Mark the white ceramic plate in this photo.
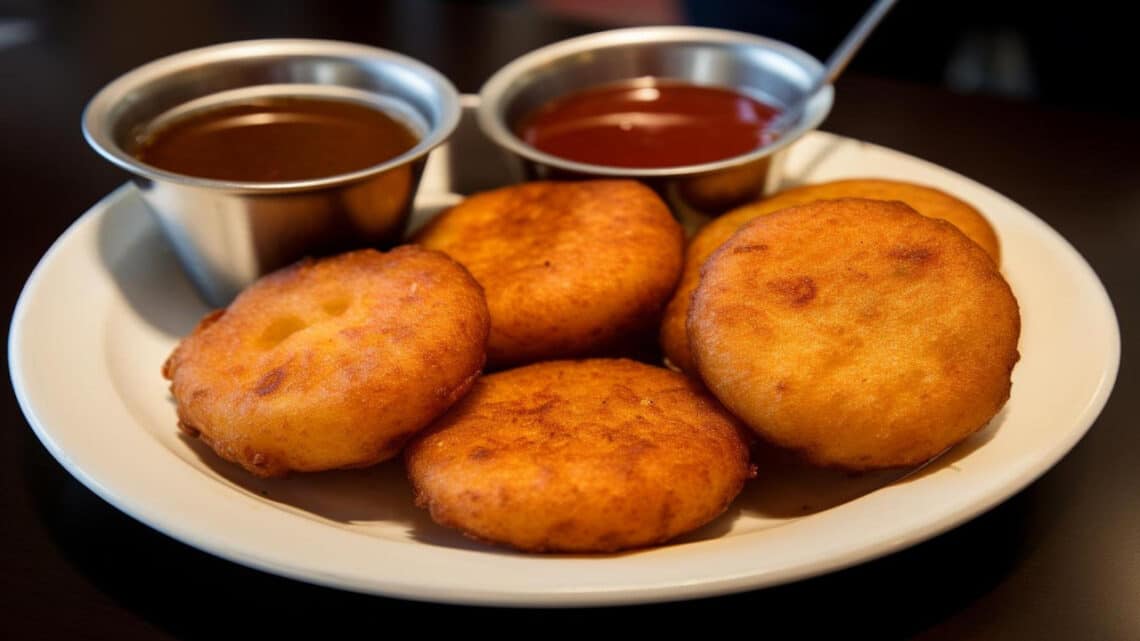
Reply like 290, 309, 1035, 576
10, 129, 1119, 607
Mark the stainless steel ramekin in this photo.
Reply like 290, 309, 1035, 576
84, 39, 461, 306
478, 27, 832, 222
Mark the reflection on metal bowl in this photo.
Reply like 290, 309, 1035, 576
83, 39, 460, 306
478, 26, 833, 223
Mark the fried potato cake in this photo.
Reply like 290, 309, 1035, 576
405, 359, 753, 553
688, 199, 1020, 471
163, 247, 490, 478
415, 180, 683, 368
661, 178, 1001, 373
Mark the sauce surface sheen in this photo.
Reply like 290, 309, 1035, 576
516, 81, 781, 169
135, 97, 419, 182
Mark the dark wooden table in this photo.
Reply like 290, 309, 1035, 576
2, 2, 1136, 638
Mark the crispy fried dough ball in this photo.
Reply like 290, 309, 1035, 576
661, 178, 1000, 373
688, 199, 1020, 470
415, 180, 683, 368
405, 359, 753, 552
163, 247, 490, 477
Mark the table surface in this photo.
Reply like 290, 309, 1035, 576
2, 2, 1137, 639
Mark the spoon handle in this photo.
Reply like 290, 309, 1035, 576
768, 0, 899, 137
823, 0, 900, 85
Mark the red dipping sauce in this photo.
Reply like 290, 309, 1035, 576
516, 80, 781, 169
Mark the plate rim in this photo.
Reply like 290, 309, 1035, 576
9, 134, 1121, 607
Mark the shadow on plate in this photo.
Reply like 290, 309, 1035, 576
899, 405, 1007, 483
96, 188, 209, 338
734, 407, 1008, 519
177, 428, 725, 557
735, 445, 907, 520
176, 431, 493, 552
177, 423, 741, 557
173, 404, 1009, 556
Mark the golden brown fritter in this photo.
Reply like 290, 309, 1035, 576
415, 181, 683, 368
163, 247, 490, 477
661, 178, 1001, 373
688, 199, 1020, 471
405, 359, 753, 553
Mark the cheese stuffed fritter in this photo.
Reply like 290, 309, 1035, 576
415, 180, 683, 368
163, 247, 490, 477
688, 199, 1020, 471
661, 178, 1001, 374
405, 359, 753, 553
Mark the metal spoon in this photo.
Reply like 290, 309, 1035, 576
769, 0, 900, 137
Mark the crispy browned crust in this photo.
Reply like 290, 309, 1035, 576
688, 198, 1020, 471
415, 180, 683, 368
661, 178, 1001, 374
404, 359, 754, 553
163, 247, 490, 477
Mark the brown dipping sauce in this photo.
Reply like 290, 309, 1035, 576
134, 97, 419, 182
516, 80, 781, 169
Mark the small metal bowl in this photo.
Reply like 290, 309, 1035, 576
478, 27, 832, 220
83, 39, 461, 306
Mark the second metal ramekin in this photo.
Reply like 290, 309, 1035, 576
478, 27, 832, 220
